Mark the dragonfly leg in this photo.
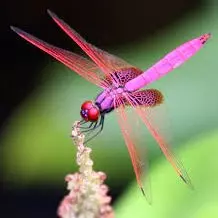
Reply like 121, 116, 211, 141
78, 119, 87, 125
79, 122, 95, 129
81, 121, 99, 133
84, 115, 105, 144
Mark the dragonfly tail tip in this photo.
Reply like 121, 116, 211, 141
201, 33, 212, 44
206, 32, 212, 40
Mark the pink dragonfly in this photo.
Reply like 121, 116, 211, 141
11, 10, 211, 201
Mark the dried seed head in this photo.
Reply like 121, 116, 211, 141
58, 121, 114, 218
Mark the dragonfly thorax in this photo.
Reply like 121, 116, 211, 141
80, 100, 100, 122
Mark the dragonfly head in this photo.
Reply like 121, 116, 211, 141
80, 100, 100, 122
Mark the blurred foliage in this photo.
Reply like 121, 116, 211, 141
115, 130, 218, 217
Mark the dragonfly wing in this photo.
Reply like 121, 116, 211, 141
125, 89, 164, 107
123, 92, 193, 188
114, 98, 152, 203
47, 10, 138, 81
111, 67, 143, 86
11, 26, 110, 88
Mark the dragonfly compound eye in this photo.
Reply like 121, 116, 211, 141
81, 100, 93, 110
87, 107, 100, 122
80, 100, 100, 122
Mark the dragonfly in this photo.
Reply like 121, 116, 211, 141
11, 10, 211, 201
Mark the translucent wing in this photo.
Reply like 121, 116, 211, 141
11, 26, 110, 88
114, 97, 152, 203
47, 10, 137, 83
110, 67, 143, 86
125, 89, 164, 107
123, 92, 193, 188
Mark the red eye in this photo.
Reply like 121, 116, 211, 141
81, 101, 93, 110
88, 107, 100, 122
80, 101, 100, 122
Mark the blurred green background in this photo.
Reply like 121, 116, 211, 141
1, 0, 218, 217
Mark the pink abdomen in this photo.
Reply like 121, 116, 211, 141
125, 33, 211, 92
